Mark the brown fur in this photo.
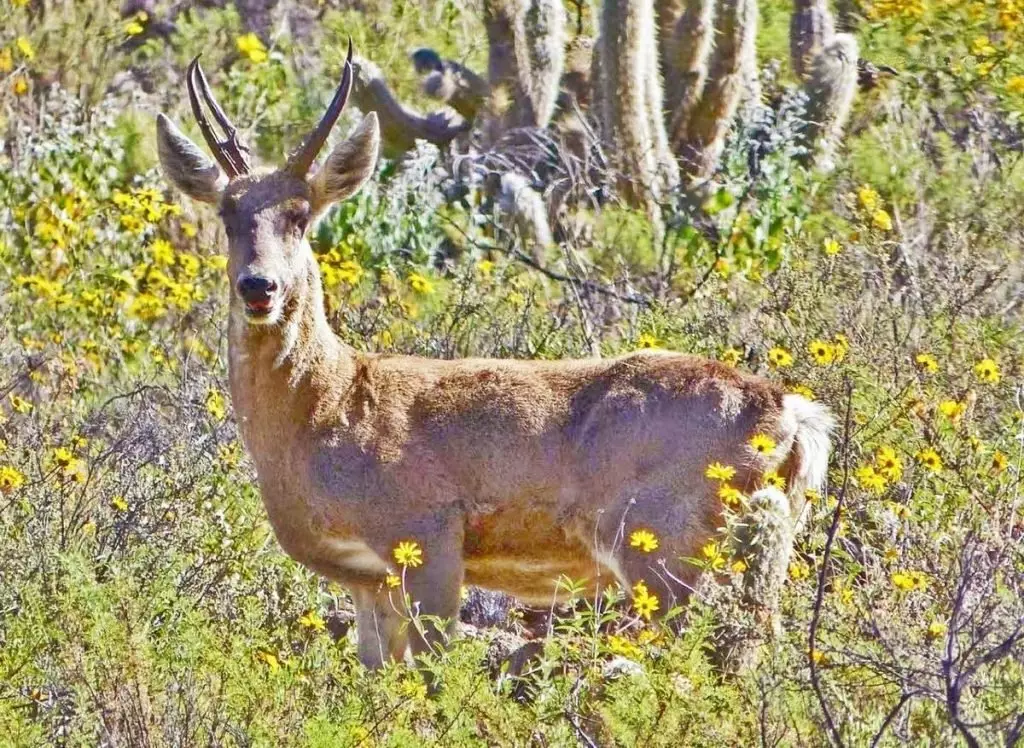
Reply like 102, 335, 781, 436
157, 102, 833, 669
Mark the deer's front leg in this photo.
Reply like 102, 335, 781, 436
352, 585, 409, 669
393, 519, 465, 663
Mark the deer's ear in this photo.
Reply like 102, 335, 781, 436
309, 113, 380, 211
156, 113, 226, 204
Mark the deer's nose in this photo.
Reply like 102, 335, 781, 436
236, 275, 278, 302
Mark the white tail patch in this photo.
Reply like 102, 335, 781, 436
781, 394, 835, 498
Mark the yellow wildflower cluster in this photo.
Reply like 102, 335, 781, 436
237, 33, 268, 64
891, 569, 928, 592
631, 580, 659, 620
606, 634, 643, 659
320, 250, 364, 289
706, 461, 745, 507
856, 446, 903, 495
864, 0, 925, 20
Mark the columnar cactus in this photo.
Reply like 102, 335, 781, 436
802, 33, 859, 170
790, 0, 837, 80
788, 0, 859, 170
596, 0, 678, 208
671, 0, 759, 180
482, 0, 565, 133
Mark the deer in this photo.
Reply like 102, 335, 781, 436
156, 42, 834, 671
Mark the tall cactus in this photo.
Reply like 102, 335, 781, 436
789, 0, 858, 170
675, 0, 759, 180
801, 33, 858, 170
657, 0, 716, 125
483, 0, 565, 134
596, 0, 678, 208
790, 0, 837, 80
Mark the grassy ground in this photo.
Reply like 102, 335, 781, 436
2, 0, 1024, 745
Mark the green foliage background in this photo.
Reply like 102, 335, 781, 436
2, 0, 1024, 745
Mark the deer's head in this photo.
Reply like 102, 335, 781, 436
156, 42, 379, 325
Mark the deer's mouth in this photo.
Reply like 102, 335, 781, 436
244, 299, 273, 316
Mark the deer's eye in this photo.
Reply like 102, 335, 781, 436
286, 206, 310, 233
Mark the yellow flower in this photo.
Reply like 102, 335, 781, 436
298, 611, 326, 632
705, 462, 737, 482
762, 470, 786, 491
52, 447, 76, 469
720, 348, 741, 366
629, 529, 659, 553
857, 185, 880, 211
635, 332, 661, 349
385, 574, 401, 588
701, 541, 726, 571
256, 649, 280, 672
9, 393, 32, 414
767, 346, 793, 368
856, 464, 887, 494
151, 238, 175, 266
926, 620, 948, 639
991, 451, 1008, 474
111, 495, 129, 512
12, 75, 29, 96
393, 540, 423, 568
891, 569, 928, 592
915, 448, 943, 473
1008, 75, 1024, 95
749, 433, 776, 456
236, 33, 268, 63
718, 484, 744, 506
808, 339, 835, 366
731, 559, 748, 574
938, 399, 965, 420
875, 446, 903, 482
631, 580, 660, 620
788, 559, 811, 580
823, 238, 841, 256
832, 334, 849, 362
125, 20, 145, 36
871, 209, 893, 232
915, 352, 938, 374
477, 259, 495, 276
606, 634, 642, 659
205, 389, 227, 421
970, 35, 996, 57
407, 272, 434, 295
791, 384, 815, 400
0, 465, 26, 493
15, 36, 35, 60
973, 358, 1000, 384
0, 48, 13, 73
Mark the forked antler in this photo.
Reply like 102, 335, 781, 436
286, 39, 354, 176
186, 56, 251, 177
186, 39, 356, 179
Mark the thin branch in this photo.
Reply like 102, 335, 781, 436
808, 377, 853, 748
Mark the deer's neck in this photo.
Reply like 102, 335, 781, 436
227, 255, 355, 449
